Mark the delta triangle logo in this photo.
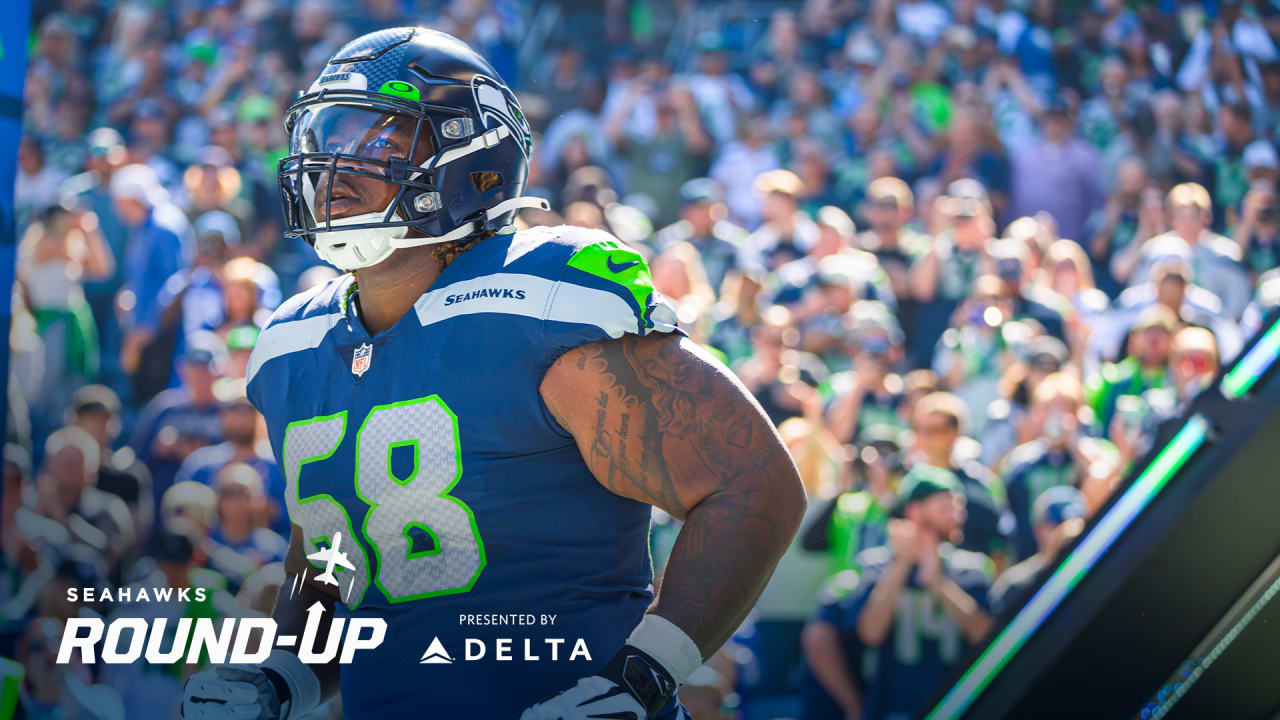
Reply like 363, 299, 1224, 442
420, 636, 453, 664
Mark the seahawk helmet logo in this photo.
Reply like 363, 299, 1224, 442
352, 343, 373, 377
471, 74, 531, 158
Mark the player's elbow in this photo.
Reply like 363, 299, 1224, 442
764, 454, 807, 545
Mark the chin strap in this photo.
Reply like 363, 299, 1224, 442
391, 195, 551, 248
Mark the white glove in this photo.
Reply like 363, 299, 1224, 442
519, 674, 650, 720
523, 616, 701, 720
181, 665, 285, 720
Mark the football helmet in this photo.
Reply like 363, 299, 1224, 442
278, 27, 548, 270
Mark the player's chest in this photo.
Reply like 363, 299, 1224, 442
269, 317, 560, 470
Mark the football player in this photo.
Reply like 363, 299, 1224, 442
180, 27, 805, 720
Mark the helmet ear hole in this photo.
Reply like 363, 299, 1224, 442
470, 172, 503, 193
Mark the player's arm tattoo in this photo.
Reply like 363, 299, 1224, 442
542, 333, 807, 657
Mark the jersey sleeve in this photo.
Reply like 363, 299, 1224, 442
245, 277, 346, 419
541, 229, 685, 361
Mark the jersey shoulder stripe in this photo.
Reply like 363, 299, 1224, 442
457, 225, 682, 340
246, 275, 347, 385
413, 271, 644, 340
521, 225, 681, 338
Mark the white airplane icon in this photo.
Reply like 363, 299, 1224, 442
307, 532, 355, 587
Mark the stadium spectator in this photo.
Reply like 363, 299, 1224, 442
14, 135, 69, 226
652, 178, 746, 293
1131, 182, 1251, 319
1235, 179, 1280, 280
1169, 325, 1221, 403
67, 384, 153, 545
1008, 100, 1104, 244
175, 383, 285, 535
110, 163, 193, 391
848, 466, 994, 720
909, 179, 996, 366
1086, 304, 1177, 430
128, 332, 226, 502
857, 177, 928, 308
1002, 372, 1098, 561
988, 486, 1087, 616
741, 169, 820, 273
36, 426, 135, 580
908, 392, 1013, 569
16, 204, 114, 438
203, 463, 287, 594
826, 301, 908, 444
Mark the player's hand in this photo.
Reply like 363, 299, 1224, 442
520, 645, 677, 720
181, 665, 285, 720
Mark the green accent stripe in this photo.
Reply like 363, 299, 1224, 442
926, 415, 1209, 720
565, 240, 655, 325
1221, 319, 1280, 399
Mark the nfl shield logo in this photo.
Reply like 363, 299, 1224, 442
351, 343, 373, 377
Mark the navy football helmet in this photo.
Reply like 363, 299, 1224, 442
278, 27, 548, 270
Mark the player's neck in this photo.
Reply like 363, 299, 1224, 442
352, 246, 445, 335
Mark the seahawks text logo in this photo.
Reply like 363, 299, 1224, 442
471, 74, 531, 158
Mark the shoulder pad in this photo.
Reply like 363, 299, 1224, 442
262, 275, 347, 329
551, 226, 680, 337
247, 276, 348, 385
525, 226, 684, 361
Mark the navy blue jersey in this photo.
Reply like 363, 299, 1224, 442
246, 226, 687, 718
850, 545, 993, 720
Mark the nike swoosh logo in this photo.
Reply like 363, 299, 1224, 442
606, 256, 640, 273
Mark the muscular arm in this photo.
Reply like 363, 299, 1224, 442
540, 333, 806, 658
273, 525, 342, 702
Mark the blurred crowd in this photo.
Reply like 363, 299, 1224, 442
9, 0, 1280, 719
